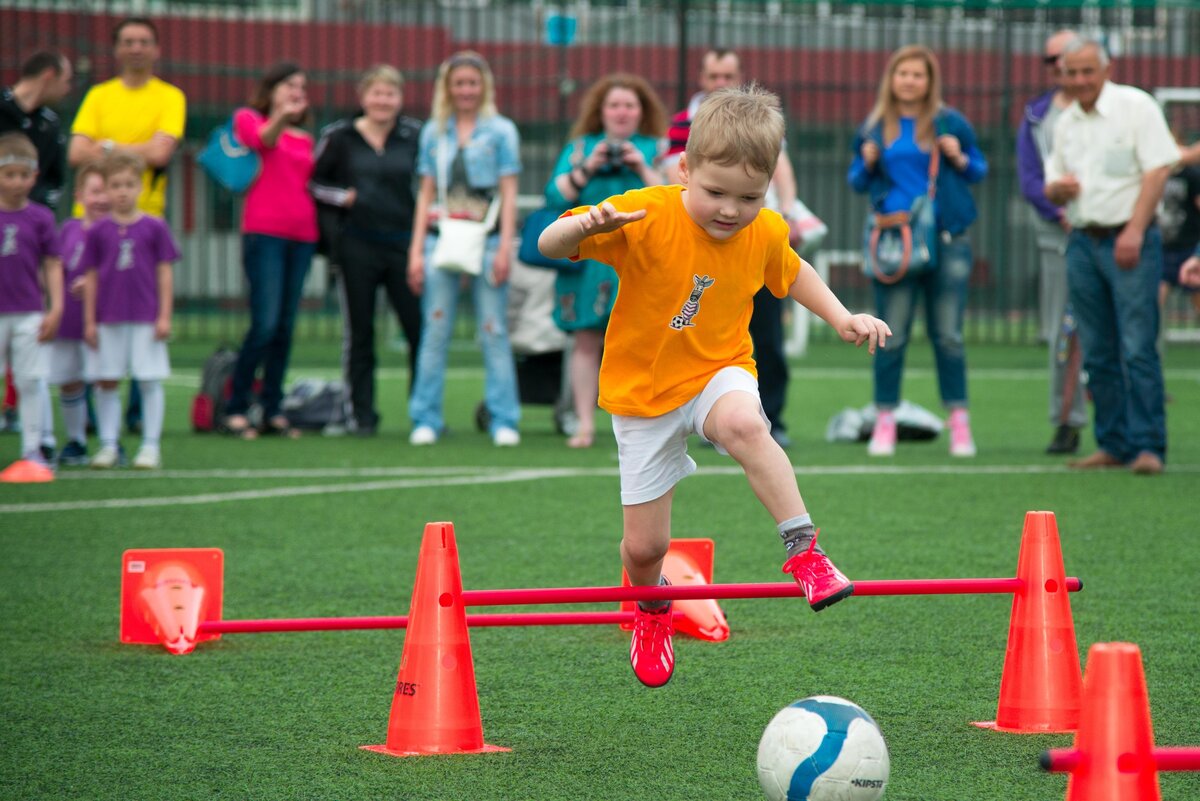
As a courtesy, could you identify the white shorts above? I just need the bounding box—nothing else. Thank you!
[611,366,768,506]
[0,313,47,380]
[90,323,170,381]
[46,340,88,385]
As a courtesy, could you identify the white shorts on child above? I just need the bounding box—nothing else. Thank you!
[46,340,88,385]
[0,313,47,380]
[90,323,170,381]
[611,366,768,506]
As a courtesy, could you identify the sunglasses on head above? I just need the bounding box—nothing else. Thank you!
[1043,53,1061,65]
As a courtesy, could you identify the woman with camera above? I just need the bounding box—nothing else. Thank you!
[543,73,667,448]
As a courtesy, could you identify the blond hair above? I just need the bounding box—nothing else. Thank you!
[100,151,145,181]
[431,51,497,133]
[865,44,943,147]
[358,64,404,96]
[685,84,783,178]
[0,131,38,164]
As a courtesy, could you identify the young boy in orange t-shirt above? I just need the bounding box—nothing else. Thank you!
[540,86,891,688]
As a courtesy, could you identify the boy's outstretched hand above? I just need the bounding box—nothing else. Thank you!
[837,313,892,354]
[577,202,647,236]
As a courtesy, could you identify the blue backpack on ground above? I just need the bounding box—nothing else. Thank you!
[198,116,260,193]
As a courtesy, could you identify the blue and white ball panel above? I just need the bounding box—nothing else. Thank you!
[757,696,890,801]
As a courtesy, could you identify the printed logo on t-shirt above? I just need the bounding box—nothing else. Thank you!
[669,274,715,330]
[116,238,134,271]
[68,242,84,271]
[0,225,17,256]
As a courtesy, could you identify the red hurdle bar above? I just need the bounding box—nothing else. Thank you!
[199,611,642,634]
[460,577,1083,607]
[1041,746,1200,773]
[194,577,1083,635]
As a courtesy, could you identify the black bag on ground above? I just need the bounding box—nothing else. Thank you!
[280,379,349,431]
[191,346,240,432]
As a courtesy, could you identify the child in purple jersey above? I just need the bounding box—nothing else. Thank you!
[0,133,63,483]
[82,153,178,470]
[46,164,110,466]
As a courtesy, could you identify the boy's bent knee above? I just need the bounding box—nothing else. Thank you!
[708,400,768,449]
[622,536,670,568]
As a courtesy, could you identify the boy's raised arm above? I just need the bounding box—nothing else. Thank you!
[538,202,646,260]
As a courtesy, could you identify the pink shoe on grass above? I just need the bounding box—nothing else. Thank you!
[867,410,896,456]
[630,600,675,688]
[782,534,854,612]
[948,408,976,457]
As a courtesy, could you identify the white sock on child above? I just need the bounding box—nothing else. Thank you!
[139,380,163,449]
[38,379,56,449]
[16,378,42,458]
[96,386,121,448]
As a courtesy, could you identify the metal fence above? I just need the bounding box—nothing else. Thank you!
[5,0,1200,346]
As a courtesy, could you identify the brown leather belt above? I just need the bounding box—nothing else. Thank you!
[1080,223,1127,239]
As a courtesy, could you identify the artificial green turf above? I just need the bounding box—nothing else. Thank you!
[2,342,1199,800]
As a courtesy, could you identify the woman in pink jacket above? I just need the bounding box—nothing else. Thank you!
[223,63,318,439]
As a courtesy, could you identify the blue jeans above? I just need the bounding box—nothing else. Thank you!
[872,234,971,409]
[1066,226,1165,462]
[228,234,315,418]
[408,233,520,435]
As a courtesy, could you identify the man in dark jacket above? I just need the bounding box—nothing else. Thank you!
[1016,30,1087,456]
[0,51,72,211]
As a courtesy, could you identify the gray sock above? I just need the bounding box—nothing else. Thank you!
[778,514,823,556]
[637,575,671,612]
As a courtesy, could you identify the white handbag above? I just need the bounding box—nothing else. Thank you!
[431,135,500,276]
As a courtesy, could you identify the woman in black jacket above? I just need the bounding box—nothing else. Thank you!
[312,65,421,436]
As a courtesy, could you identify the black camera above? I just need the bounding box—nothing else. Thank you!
[601,139,626,172]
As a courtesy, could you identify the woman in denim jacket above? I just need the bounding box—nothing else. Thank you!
[406,51,522,446]
[847,44,987,458]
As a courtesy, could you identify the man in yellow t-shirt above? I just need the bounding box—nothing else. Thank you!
[539,86,891,689]
[68,17,185,218]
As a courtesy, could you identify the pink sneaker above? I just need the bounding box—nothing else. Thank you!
[868,410,896,456]
[948,408,976,457]
[782,534,854,612]
[630,601,675,688]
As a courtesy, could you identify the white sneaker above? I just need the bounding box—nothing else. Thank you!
[492,427,520,447]
[90,445,119,469]
[409,425,438,446]
[132,447,161,469]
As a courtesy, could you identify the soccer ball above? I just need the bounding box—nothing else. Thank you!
[757,695,890,801]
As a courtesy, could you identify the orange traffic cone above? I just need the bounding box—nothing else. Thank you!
[974,511,1083,733]
[620,538,730,641]
[362,522,508,757]
[1064,642,1161,801]
[119,548,224,655]
[0,458,54,483]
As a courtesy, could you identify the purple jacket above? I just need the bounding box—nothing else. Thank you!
[1016,89,1064,223]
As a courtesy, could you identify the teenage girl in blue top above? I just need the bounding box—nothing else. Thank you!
[848,44,987,458]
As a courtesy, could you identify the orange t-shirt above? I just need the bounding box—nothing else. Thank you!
[573,184,801,417]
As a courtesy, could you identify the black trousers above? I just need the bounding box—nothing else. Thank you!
[749,286,789,432]
[337,235,422,429]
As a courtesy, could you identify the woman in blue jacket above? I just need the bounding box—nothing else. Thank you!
[406,51,522,447]
[543,73,667,448]
[848,44,987,458]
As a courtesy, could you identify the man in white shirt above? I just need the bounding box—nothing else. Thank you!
[1045,36,1180,475]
